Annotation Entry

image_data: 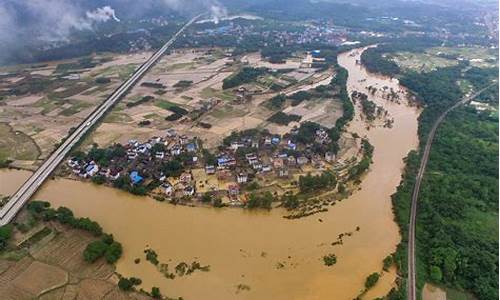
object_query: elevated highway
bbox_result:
[0,15,201,226]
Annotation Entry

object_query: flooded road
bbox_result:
[0,47,420,300]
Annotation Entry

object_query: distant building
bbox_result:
[186,143,197,152]
[278,168,289,178]
[205,165,216,175]
[297,156,309,165]
[180,172,192,183]
[162,182,173,196]
[85,163,99,177]
[237,173,248,183]
[184,186,195,196]
[130,171,144,184]
[228,184,240,196]
[325,152,336,162]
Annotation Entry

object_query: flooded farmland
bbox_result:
[0,47,420,300]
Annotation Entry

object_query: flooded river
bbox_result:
[0,47,420,300]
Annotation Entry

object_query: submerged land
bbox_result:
[0,0,498,299]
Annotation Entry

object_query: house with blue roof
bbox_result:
[130,171,144,184]
[186,143,197,152]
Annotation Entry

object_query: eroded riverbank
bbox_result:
[0,47,420,300]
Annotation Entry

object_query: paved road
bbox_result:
[407,83,496,300]
[0,15,202,226]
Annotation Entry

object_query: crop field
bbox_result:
[390,52,458,72]
[391,46,498,73]
[87,48,343,151]
[0,219,146,300]
[0,53,148,167]
[0,123,40,163]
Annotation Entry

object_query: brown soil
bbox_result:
[0,222,147,300]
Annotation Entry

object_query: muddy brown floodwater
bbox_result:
[0,46,420,300]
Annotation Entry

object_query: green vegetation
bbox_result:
[361,47,400,76]
[332,66,354,130]
[267,111,301,125]
[416,108,497,299]
[365,272,380,289]
[27,201,103,236]
[348,139,374,181]
[95,77,111,84]
[265,94,287,109]
[299,171,337,194]
[126,95,155,108]
[83,235,123,264]
[27,201,123,264]
[118,276,142,291]
[145,248,160,265]
[383,255,394,272]
[173,80,193,88]
[162,103,188,122]
[288,90,313,106]
[0,123,40,163]
[151,286,162,299]
[144,247,210,282]
[246,191,274,209]
[373,58,499,299]
[323,253,337,266]
[360,97,380,121]
[222,67,267,89]
[0,224,13,251]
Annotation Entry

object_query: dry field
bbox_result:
[0,52,151,168]
[89,48,343,150]
[0,123,40,164]
[0,220,148,300]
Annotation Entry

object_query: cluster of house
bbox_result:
[194,20,349,48]
[203,129,337,198]
[66,129,199,190]
[67,127,338,203]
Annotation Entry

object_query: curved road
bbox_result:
[0,14,202,226]
[407,83,496,300]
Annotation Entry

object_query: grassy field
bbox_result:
[427,47,498,68]
[392,47,498,73]
[200,87,235,101]
[0,123,40,161]
[391,52,458,72]
[96,64,138,80]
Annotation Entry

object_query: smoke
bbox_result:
[86,6,121,23]
[0,0,227,64]
[209,3,228,24]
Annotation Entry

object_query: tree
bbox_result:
[0,225,13,251]
[282,194,299,209]
[430,265,443,282]
[246,192,273,209]
[56,206,74,224]
[151,287,162,299]
[105,242,123,263]
[118,277,133,291]
[383,255,394,271]
[83,240,108,262]
[201,192,212,203]
[365,273,380,289]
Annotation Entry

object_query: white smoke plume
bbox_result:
[209,3,228,24]
[0,0,227,64]
[86,6,121,23]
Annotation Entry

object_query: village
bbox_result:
[65,119,363,208]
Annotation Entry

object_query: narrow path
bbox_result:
[407,83,496,300]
